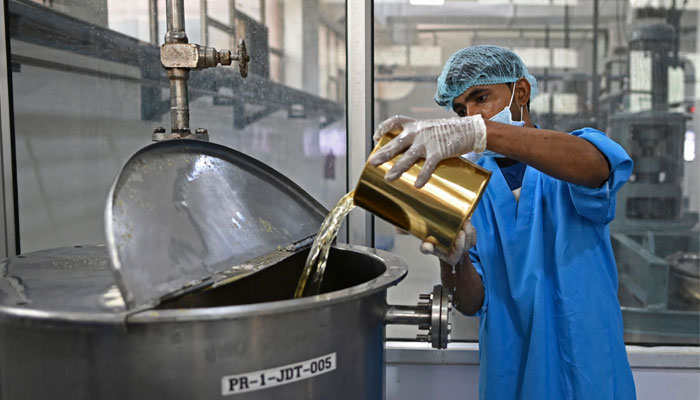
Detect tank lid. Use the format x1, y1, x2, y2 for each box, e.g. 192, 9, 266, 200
106, 140, 327, 310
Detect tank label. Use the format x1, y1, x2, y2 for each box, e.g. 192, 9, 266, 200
221, 352, 337, 396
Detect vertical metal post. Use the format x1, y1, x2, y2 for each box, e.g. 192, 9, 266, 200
0, 0, 17, 257
200, 0, 208, 46
564, 5, 570, 49
302, 0, 320, 95
149, 0, 159, 46
346, 0, 373, 247
592, 0, 600, 126
259, 0, 265, 25
230, 0, 237, 50
142, 0, 161, 121
166, 0, 186, 37
168, 69, 190, 132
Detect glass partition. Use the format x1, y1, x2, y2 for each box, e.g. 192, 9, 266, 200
8, 0, 347, 252
376, 0, 700, 345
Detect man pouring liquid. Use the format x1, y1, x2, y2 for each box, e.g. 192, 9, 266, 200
369, 45, 636, 400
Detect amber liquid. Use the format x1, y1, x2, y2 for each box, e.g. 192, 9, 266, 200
294, 191, 356, 298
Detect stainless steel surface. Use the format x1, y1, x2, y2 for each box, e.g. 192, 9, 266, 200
163, 0, 191, 135
0, 245, 126, 317
385, 305, 430, 326
0, 244, 408, 400
346, 0, 373, 247
0, 2, 16, 258
167, 67, 191, 133
105, 139, 327, 310
385, 284, 452, 349
165, 0, 186, 43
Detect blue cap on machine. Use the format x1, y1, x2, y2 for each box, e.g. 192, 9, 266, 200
434, 45, 539, 110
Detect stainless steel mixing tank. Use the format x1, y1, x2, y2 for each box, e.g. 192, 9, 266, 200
0, 140, 451, 399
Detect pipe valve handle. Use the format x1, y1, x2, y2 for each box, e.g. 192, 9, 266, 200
236, 39, 250, 78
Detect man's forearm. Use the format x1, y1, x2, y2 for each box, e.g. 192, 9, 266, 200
484, 121, 609, 188
440, 257, 484, 316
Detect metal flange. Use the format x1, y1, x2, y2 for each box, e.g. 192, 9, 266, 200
385, 284, 452, 349
429, 284, 451, 349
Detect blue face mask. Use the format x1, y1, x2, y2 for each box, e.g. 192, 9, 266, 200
480, 87, 524, 158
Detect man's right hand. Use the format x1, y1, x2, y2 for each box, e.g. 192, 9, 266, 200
369, 115, 487, 188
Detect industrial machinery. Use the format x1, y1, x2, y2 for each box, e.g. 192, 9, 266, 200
0, 1, 454, 398
0, 137, 453, 400
154, 0, 249, 141
604, 5, 699, 343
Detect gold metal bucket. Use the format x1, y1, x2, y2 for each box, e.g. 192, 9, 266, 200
354, 131, 491, 258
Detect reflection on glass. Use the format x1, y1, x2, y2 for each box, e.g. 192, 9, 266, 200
375, 0, 699, 345
9, 0, 347, 250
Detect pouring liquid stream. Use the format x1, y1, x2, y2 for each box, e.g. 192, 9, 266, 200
294, 191, 356, 298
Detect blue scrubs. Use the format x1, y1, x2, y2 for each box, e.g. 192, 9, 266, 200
468, 127, 636, 400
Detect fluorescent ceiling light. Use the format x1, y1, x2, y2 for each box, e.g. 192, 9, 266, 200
409, 0, 446, 5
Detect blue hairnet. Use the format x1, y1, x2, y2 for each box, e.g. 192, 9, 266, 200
434, 45, 539, 110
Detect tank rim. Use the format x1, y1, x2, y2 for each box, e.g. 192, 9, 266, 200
0, 244, 407, 324
128, 244, 407, 323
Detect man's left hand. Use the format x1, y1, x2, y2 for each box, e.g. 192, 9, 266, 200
420, 221, 477, 266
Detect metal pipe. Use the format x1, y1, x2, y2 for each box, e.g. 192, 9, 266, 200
230, 0, 237, 50
259, 0, 265, 26
592, 0, 599, 126
164, 0, 190, 134
346, 0, 374, 247
165, 0, 187, 44
168, 68, 190, 132
200, 0, 208, 46
149, 0, 159, 46
384, 305, 430, 326
0, 0, 18, 257
564, 5, 570, 49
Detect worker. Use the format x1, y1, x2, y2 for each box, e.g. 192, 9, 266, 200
369, 45, 636, 400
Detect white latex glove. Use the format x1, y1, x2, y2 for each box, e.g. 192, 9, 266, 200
368, 115, 487, 188
420, 221, 477, 266
372, 115, 417, 143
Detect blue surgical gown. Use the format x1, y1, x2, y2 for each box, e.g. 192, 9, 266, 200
468, 127, 637, 400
